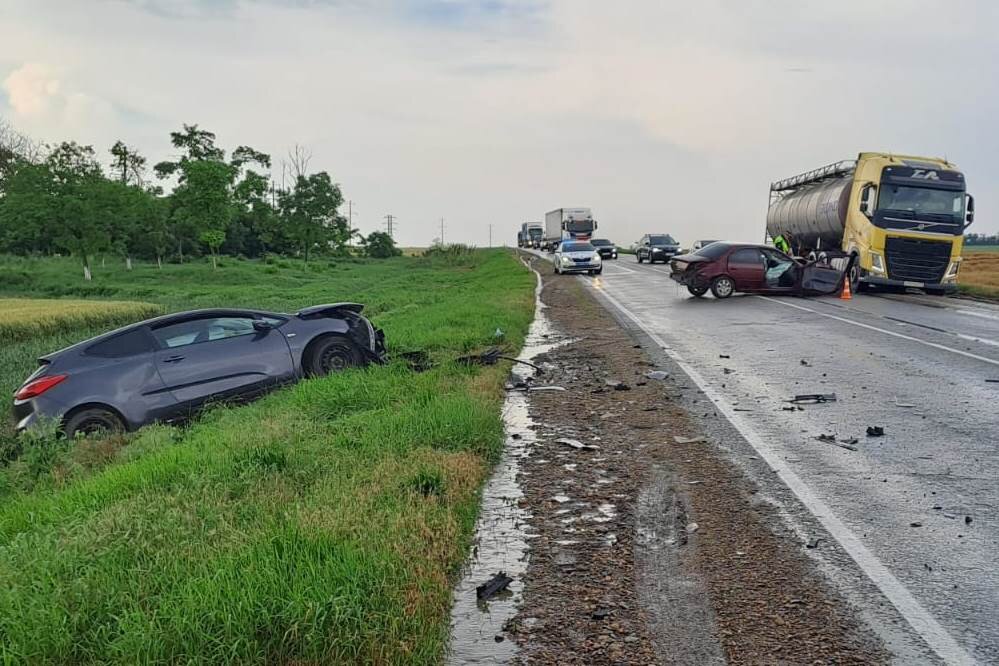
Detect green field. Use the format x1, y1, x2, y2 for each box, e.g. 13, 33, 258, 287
0, 251, 535, 663
964, 245, 999, 254
0, 298, 161, 344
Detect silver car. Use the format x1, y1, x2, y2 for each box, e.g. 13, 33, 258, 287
554, 240, 603, 275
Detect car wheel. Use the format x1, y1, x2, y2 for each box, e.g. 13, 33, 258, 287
595, 267, 603, 275
637, 254, 643, 263
308, 336, 364, 376
687, 283, 708, 298
64, 407, 125, 438
711, 276, 736, 299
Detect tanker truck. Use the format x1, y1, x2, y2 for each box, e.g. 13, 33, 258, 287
543, 208, 597, 251
767, 152, 974, 294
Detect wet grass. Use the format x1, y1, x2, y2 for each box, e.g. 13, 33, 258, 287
0, 250, 535, 663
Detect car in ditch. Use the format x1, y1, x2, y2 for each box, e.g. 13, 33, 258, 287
589, 238, 618, 260
12, 303, 386, 438
668, 242, 854, 299
554, 240, 603, 275
635, 234, 681, 263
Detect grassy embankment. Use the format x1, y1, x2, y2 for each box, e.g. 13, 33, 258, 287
0, 250, 535, 663
958, 247, 999, 299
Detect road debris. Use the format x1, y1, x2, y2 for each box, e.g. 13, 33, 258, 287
800, 359, 810, 366
457, 347, 544, 373
719, 354, 730, 359
723, 367, 735, 374
591, 607, 612, 620
556, 438, 599, 451
866, 426, 885, 437
673, 435, 707, 444
815, 434, 857, 451
789, 393, 837, 404
686, 522, 700, 534
528, 385, 566, 392
476, 572, 513, 600
645, 370, 669, 380
909, 522, 923, 528
806, 538, 823, 549
893, 397, 916, 408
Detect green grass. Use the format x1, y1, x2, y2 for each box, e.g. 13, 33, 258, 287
964, 245, 999, 253
0, 251, 535, 664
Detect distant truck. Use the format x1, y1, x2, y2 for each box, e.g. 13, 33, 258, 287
518, 222, 544, 248
543, 208, 597, 250
767, 152, 974, 294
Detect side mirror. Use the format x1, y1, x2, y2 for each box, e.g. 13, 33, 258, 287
966, 194, 975, 225
859, 184, 874, 215
253, 320, 273, 332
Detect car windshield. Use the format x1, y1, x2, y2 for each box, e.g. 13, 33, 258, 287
649, 235, 676, 245
590, 239, 612, 246
877, 185, 964, 220
561, 242, 594, 252
694, 242, 730, 259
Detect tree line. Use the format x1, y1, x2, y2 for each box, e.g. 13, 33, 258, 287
0, 118, 399, 279
964, 233, 999, 246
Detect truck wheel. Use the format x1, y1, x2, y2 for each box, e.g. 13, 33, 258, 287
711, 276, 735, 299
687, 284, 708, 298
849, 261, 862, 294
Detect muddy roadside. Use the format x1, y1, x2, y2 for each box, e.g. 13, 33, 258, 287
505, 257, 890, 665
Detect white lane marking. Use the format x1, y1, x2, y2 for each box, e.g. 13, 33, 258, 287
603, 263, 638, 274
758, 296, 999, 368
957, 333, 999, 348
957, 308, 999, 322
586, 280, 976, 666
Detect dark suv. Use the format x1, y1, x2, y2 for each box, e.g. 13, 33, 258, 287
635, 234, 681, 264
590, 238, 618, 259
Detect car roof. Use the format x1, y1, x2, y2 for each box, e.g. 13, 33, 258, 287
41, 308, 286, 361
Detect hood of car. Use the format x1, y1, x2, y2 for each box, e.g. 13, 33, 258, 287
561, 250, 597, 258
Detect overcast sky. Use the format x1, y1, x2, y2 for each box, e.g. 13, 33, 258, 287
2, 0, 997, 247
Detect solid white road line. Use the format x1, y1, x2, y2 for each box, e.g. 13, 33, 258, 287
758, 296, 999, 368
586, 280, 976, 666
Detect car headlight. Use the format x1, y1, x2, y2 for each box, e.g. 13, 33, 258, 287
944, 260, 960, 280
652, 248, 662, 253
869, 251, 886, 275
593, 254, 601, 262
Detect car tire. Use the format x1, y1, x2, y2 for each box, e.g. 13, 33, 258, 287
64, 407, 125, 439
637, 254, 643, 263
710, 276, 736, 299
307, 335, 364, 377
687, 283, 708, 298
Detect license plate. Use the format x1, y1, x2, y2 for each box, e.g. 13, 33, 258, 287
903, 281, 924, 287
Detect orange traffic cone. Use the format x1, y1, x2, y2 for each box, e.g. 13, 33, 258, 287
840, 276, 853, 300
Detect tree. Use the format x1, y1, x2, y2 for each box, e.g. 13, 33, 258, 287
109, 140, 147, 186
171, 159, 235, 269
363, 231, 401, 259
279, 171, 348, 262
0, 117, 43, 193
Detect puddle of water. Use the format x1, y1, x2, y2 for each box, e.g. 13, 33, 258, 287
447, 258, 569, 664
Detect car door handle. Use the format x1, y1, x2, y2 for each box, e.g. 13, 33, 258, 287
162, 355, 185, 363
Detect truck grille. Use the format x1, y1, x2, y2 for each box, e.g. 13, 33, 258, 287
885, 238, 951, 283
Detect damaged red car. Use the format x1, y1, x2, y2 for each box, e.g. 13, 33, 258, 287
669, 242, 855, 299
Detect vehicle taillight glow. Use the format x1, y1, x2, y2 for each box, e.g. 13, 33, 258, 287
14, 374, 67, 400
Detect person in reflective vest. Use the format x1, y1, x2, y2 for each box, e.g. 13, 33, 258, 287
774, 233, 791, 254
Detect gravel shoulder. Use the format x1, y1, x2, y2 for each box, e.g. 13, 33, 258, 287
508, 258, 890, 665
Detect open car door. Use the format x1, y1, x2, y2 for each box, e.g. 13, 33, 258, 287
797, 254, 856, 296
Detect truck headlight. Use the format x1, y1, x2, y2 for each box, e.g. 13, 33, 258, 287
944, 260, 960, 281
870, 251, 886, 275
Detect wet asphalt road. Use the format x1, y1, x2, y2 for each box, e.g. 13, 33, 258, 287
529, 250, 998, 664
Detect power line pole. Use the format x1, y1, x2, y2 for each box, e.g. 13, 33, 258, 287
440, 217, 445, 245
346, 200, 358, 246
384, 214, 396, 239
488, 223, 492, 247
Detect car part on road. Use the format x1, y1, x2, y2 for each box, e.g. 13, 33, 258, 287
866, 426, 886, 437
556, 438, 599, 450
476, 572, 514, 600
815, 434, 857, 452
789, 393, 838, 404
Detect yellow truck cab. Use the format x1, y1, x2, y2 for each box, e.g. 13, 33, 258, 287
767, 153, 974, 294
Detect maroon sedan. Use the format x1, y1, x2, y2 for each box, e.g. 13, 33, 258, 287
669, 242, 853, 299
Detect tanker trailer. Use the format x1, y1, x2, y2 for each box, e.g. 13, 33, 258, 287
766, 153, 974, 294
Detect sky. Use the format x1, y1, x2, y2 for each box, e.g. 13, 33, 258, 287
2, 0, 998, 247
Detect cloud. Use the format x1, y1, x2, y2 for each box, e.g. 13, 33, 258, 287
2, 62, 116, 140
3, 63, 62, 116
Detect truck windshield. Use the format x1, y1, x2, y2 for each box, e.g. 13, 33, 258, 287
565, 220, 594, 232
877, 185, 964, 221
528, 228, 543, 238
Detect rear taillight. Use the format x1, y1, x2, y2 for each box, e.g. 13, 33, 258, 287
14, 374, 67, 401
